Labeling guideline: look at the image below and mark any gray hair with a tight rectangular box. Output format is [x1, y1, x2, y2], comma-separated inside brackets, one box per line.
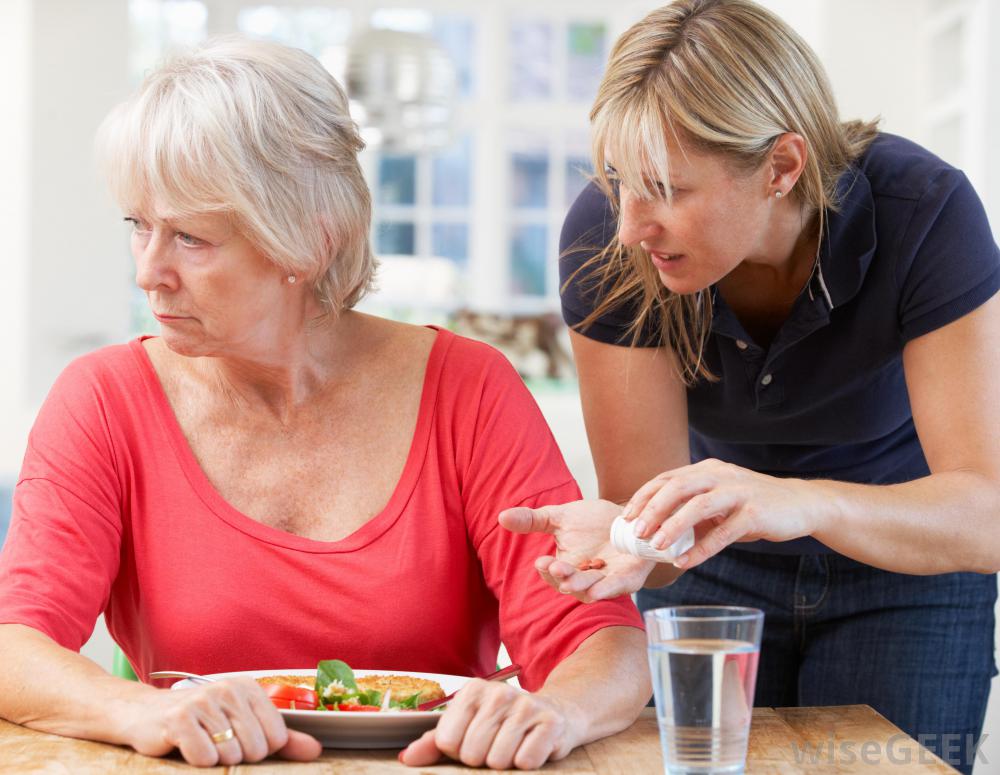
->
[97, 35, 376, 312]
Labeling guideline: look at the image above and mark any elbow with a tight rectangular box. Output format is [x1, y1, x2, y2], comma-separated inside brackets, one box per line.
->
[945, 471, 1000, 574]
[971, 539, 1000, 575]
[964, 554, 1000, 575]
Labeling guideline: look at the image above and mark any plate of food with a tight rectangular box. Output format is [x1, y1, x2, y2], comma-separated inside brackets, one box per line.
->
[171, 660, 467, 748]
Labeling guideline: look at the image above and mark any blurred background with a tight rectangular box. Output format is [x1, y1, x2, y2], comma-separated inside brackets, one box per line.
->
[1, 1, 998, 768]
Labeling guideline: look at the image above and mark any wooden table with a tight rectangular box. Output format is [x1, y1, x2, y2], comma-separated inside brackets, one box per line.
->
[0, 706, 958, 773]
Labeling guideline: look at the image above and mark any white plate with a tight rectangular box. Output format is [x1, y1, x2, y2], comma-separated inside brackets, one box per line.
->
[172, 668, 466, 748]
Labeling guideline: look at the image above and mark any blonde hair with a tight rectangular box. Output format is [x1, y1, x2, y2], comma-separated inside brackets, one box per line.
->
[97, 35, 375, 312]
[572, 0, 878, 383]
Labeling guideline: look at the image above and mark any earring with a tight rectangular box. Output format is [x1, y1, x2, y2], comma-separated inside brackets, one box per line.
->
[287, 275, 297, 284]
[774, 190, 783, 199]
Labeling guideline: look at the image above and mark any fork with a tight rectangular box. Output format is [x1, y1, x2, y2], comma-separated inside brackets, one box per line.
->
[416, 663, 522, 712]
[148, 670, 217, 685]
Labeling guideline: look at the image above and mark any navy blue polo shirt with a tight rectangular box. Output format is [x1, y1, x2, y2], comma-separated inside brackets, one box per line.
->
[560, 134, 1000, 554]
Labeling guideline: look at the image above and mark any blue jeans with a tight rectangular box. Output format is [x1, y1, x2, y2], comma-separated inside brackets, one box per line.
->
[637, 549, 997, 775]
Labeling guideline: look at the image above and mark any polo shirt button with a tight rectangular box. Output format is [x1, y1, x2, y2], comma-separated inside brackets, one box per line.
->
[761, 373, 773, 386]
[736, 340, 749, 350]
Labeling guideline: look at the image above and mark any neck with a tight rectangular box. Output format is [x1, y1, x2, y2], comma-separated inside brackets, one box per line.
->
[200, 307, 361, 423]
[726, 205, 819, 293]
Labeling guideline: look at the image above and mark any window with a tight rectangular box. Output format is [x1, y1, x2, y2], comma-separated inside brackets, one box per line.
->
[126, 1, 611, 332]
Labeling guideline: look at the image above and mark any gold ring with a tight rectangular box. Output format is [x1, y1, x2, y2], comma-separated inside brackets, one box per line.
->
[210, 728, 234, 744]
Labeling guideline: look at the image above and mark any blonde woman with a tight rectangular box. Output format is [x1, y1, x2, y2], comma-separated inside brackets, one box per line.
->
[0, 38, 649, 769]
[501, 1, 999, 772]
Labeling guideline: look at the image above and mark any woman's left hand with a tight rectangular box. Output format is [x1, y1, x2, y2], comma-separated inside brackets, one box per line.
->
[625, 458, 828, 569]
[398, 679, 581, 770]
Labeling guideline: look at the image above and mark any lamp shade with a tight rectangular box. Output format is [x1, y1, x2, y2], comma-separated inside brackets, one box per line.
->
[346, 28, 456, 152]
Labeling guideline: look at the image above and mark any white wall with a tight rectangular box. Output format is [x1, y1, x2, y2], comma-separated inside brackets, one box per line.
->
[0, 0, 132, 477]
[0, 0, 34, 475]
[816, 0, 923, 136]
[27, 1, 132, 400]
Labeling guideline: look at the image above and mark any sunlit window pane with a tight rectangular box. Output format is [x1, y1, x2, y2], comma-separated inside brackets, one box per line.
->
[432, 222, 469, 264]
[566, 22, 606, 102]
[511, 151, 549, 209]
[509, 20, 553, 101]
[378, 155, 417, 205]
[432, 136, 472, 206]
[129, 0, 207, 82]
[239, 6, 294, 41]
[510, 224, 547, 296]
[238, 6, 351, 80]
[371, 8, 432, 32]
[432, 16, 475, 98]
[376, 221, 416, 255]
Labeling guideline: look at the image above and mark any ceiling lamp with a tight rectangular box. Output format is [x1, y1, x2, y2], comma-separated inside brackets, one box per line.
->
[345, 28, 456, 152]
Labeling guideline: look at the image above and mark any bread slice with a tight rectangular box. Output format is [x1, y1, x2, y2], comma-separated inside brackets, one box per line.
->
[256, 675, 315, 690]
[355, 674, 445, 702]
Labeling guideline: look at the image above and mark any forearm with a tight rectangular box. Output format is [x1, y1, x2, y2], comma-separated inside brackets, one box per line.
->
[535, 625, 649, 745]
[0, 623, 156, 744]
[810, 471, 1000, 574]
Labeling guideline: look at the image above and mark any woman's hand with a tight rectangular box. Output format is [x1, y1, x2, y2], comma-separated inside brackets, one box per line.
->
[624, 458, 825, 569]
[118, 677, 321, 767]
[398, 679, 582, 769]
[499, 500, 655, 602]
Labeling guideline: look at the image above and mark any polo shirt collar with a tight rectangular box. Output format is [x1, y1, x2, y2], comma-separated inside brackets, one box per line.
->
[813, 165, 878, 310]
[707, 165, 878, 331]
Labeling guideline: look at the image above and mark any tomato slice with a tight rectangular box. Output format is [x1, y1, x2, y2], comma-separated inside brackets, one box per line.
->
[333, 703, 381, 712]
[271, 698, 314, 710]
[265, 684, 318, 711]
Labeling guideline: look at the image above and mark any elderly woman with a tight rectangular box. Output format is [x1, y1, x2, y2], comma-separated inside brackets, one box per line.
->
[0, 38, 648, 769]
[501, 1, 999, 773]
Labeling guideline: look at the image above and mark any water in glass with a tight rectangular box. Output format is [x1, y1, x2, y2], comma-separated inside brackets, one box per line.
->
[649, 637, 760, 775]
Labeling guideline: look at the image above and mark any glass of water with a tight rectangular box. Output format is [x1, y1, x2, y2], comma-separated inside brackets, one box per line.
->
[645, 606, 765, 775]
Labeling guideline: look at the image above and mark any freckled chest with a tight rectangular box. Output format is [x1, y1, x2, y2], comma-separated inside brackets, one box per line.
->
[145, 340, 429, 542]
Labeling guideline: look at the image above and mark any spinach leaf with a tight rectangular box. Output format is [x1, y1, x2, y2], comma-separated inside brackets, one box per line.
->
[316, 659, 357, 702]
[356, 689, 382, 707]
[392, 692, 421, 710]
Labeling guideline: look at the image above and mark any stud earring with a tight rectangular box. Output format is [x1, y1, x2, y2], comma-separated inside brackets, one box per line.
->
[287, 275, 297, 284]
[774, 190, 783, 199]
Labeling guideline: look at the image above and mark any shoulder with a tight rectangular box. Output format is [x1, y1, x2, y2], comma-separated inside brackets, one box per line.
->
[50, 339, 148, 403]
[856, 133, 993, 254]
[838, 133, 992, 274]
[561, 180, 616, 249]
[435, 329, 523, 389]
[25, 340, 150, 470]
[858, 133, 965, 203]
[853, 138, 999, 341]
[431, 330, 545, 432]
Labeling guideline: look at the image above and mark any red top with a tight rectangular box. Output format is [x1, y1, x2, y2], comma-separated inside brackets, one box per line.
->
[0, 329, 640, 690]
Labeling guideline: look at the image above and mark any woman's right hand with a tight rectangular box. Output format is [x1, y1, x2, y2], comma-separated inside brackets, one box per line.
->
[118, 677, 321, 767]
[499, 499, 657, 602]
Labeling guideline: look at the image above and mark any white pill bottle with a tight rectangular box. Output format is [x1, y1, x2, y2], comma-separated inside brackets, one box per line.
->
[609, 516, 695, 564]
